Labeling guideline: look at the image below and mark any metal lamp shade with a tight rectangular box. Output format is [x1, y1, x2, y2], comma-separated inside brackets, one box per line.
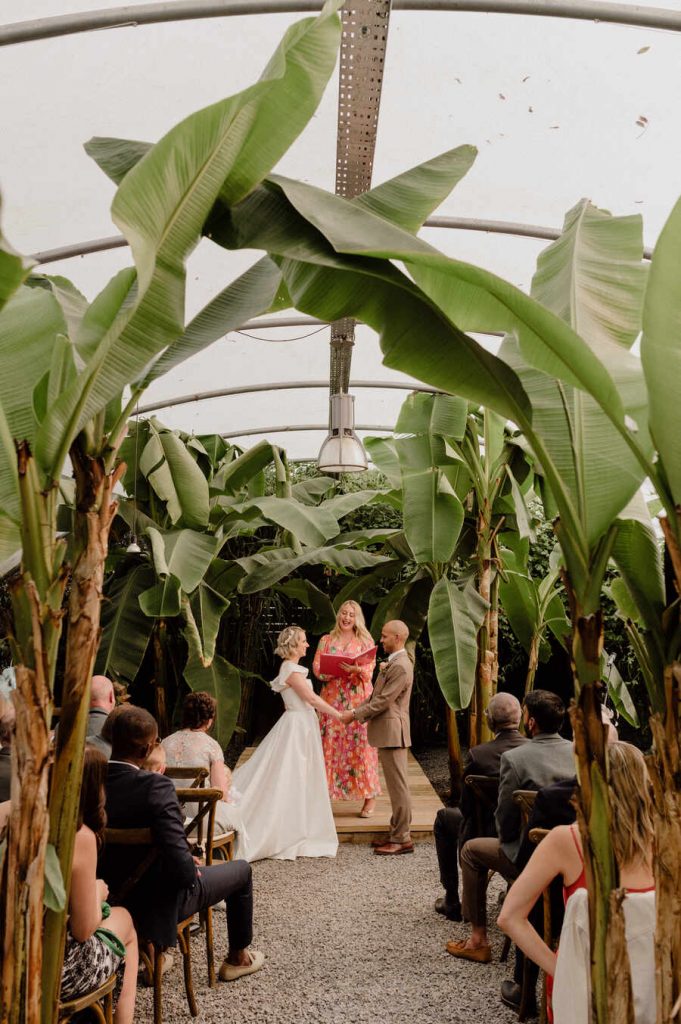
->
[318, 394, 368, 473]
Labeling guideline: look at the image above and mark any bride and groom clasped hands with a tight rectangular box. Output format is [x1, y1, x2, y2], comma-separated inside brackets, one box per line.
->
[230, 620, 416, 862]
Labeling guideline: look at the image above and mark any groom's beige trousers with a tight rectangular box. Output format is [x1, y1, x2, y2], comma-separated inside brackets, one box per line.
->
[379, 746, 412, 844]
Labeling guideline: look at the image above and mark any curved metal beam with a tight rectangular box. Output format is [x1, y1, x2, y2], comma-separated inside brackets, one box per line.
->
[4, 0, 681, 46]
[136, 378, 438, 415]
[221, 422, 393, 439]
[30, 216, 654, 265]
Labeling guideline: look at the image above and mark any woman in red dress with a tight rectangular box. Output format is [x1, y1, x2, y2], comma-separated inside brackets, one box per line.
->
[312, 601, 381, 817]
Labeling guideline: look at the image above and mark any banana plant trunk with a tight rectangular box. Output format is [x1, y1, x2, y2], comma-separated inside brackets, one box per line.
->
[446, 705, 463, 803]
[471, 508, 495, 747]
[1, 446, 67, 1024]
[40, 448, 123, 1024]
[152, 621, 170, 737]
[653, 516, 681, 1024]
[524, 632, 540, 694]
[561, 566, 633, 1024]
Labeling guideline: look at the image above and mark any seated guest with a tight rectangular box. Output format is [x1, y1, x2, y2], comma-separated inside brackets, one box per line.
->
[498, 742, 655, 1024]
[0, 695, 15, 802]
[433, 692, 527, 921]
[162, 692, 239, 833]
[143, 741, 166, 774]
[500, 706, 618, 1015]
[101, 706, 263, 981]
[63, 745, 138, 1024]
[87, 676, 116, 757]
[447, 690, 574, 963]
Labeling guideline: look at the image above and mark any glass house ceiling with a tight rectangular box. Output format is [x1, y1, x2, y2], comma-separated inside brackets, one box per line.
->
[2, 0, 678, 458]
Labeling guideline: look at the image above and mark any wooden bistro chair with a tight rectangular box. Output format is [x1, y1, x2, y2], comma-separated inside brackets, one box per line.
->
[58, 973, 116, 1024]
[104, 787, 222, 1024]
[167, 766, 236, 863]
[526, 827, 552, 1024]
[463, 774, 500, 838]
[164, 765, 209, 789]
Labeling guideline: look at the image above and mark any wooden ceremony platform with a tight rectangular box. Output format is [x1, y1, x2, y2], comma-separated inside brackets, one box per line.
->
[236, 748, 442, 844]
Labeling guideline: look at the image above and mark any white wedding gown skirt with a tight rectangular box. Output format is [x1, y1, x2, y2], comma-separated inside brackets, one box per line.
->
[232, 662, 339, 862]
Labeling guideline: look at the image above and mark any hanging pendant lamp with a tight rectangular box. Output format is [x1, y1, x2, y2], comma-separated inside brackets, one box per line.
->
[318, 393, 368, 473]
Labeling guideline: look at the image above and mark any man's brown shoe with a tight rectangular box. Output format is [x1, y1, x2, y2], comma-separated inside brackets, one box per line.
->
[371, 836, 390, 847]
[373, 841, 414, 855]
[445, 939, 491, 963]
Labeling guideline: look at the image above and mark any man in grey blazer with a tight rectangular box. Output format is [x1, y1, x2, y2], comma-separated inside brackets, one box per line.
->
[447, 689, 575, 963]
[340, 619, 414, 855]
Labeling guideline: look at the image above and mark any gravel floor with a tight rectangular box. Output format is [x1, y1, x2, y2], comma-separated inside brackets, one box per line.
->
[138, 842, 521, 1024]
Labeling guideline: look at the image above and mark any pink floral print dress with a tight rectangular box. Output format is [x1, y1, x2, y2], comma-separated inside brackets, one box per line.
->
[312, 634, 381, 801]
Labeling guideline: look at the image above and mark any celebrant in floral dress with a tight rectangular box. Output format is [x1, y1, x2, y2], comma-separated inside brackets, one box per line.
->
[312, 601, 381, 817]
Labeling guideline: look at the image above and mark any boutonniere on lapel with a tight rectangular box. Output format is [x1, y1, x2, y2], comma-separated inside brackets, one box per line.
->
[378, 661, 389, 673]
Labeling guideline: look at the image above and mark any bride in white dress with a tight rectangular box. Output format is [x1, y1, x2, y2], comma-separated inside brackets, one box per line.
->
[232, 625, 342, 862]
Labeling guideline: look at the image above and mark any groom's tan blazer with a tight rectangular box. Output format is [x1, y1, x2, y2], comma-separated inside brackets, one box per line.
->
[353, 650, 414, 748]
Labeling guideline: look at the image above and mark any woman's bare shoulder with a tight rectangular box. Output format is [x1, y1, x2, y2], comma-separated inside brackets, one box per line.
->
[73, 824, 97, 863]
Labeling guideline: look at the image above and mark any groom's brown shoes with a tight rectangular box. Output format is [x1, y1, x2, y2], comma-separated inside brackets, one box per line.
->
[445, 940, 491, 963]
[373, 841, 414, 855]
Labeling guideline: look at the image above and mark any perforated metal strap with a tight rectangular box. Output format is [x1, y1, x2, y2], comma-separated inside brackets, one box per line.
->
[329, 0, 392, 398]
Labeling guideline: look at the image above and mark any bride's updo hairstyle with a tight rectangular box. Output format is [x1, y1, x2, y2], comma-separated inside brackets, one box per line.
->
[275, 625, 305, 659]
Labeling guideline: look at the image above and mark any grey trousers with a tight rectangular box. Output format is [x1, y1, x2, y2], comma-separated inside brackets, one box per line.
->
[378, 746, 412, 843]
[460, 837, 518, 928]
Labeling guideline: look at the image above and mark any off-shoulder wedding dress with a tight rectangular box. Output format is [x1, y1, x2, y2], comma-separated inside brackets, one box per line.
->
[231, 661, 339, 862]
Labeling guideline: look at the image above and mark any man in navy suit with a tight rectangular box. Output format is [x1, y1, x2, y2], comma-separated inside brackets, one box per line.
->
[101, 706, 264, 982]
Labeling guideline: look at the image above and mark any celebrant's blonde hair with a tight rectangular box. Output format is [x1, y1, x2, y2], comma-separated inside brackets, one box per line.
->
[329, 600, 373, 647]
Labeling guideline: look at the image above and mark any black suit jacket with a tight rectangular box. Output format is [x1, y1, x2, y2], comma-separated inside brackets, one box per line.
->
[101, 762, 198, 947]
[515, 775, 578, 872]
[459, 728, 528, 846]
[0, 746, 11, 803]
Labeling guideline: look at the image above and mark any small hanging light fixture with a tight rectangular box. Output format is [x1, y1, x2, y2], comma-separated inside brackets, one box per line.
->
[318, 393, 368, 473]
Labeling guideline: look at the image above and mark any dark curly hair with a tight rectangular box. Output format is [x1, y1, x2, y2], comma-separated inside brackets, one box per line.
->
[78, 745, 107, 848]
[181, 691, 217, 730]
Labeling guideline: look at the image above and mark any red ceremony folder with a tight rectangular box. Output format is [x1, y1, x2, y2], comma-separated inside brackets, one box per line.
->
[319, 645, 378, 679]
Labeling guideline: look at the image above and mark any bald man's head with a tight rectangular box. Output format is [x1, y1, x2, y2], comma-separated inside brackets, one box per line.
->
[486, 692, 522, 732]
[90, 675, 115, 712]
[380, 619, 409, 654]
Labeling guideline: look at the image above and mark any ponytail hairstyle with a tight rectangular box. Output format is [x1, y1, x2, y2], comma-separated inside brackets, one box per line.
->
[608, 741, 654, 868]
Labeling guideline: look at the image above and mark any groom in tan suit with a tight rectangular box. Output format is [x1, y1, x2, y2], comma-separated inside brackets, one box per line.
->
[340, 620, 414, 855]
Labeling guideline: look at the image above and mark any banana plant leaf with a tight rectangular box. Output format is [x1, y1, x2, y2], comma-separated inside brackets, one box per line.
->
[35, 3, 343, 480]
[0, 221, 31, 311]
[139, 574, 182, 618]
[363, 437, 401, 489]
[291, 477, 336, 504]
[602, 651, 640, 728]
[370, 573, 434, 642]
[214, 440, 283, 495]
[184, 583, 230, 667]
[401, 469, 463, 564]
[183, 653, 242, 749]
[226, 495, 341, 548]
[236, 544, 390, 594]
[275, 579, 336, 632]
[332, 558, 405, 608]
[0, 286, 68, 558]
[394, 392, 468, 441]
[146, 527, 220, 593]
[428, 577, 489, 710]
[95, 563, 156, 682]
[353, 145, 477, 233]
[641, 194, 681, 507]
[140, 423, 210, 529]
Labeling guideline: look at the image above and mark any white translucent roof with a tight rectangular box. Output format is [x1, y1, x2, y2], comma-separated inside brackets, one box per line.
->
[2, 1, 678, 457]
